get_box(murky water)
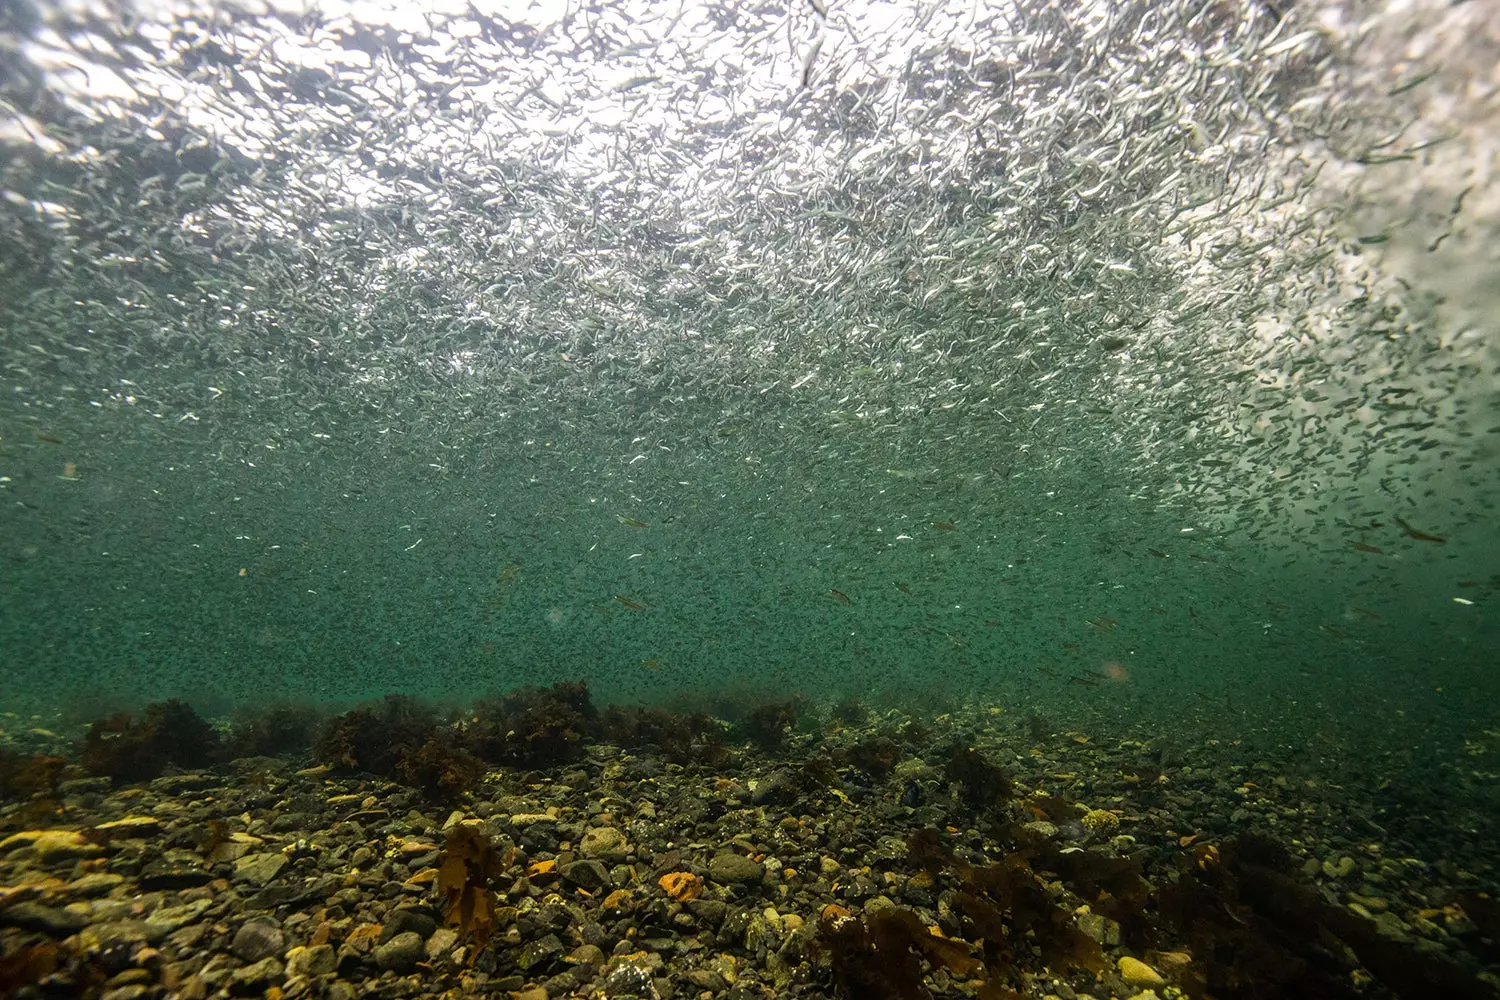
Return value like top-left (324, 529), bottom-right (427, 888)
top-left (1, 0), bottom-right (1496, 740)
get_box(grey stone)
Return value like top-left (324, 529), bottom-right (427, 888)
top-left (231, 920), bottom-right (286, 963)
top-left (374, 931), bottom-right (424, 973)
top-left (286, 943), bottom-right (337, 978)
top-left (750, 768), bottom-right (799, 806)
top-left (561, 859), bottom-right (610, 891)
top-left (137, 850), bottom-right (214, 890)
top-left (514, 933), bottom-right (564, 971)
top-left (1076, 911), bottom-right (1121, 946)
top-left (424, 928), bottom-right (459, 959)
top-left (244, 874), bottom-right (340, 911)
top-left (65, 872), bottom-right (126, 898)
top-left (579, 825), bottom-right (630, 861)
top-left (685, 899), bottom-right (729, 926)
top-left (234, 852), bottom-right (289, 887)
top-left (78, 919), bottom-right (153, 951)
top-left (602, 962), bottom-right (654, 998)
top-left (380, 907), bottom-right (437, 943)
top-left (144, 898), bottom-right (213, 938)
top-left (566, 943), bottom-right (606, 967)
top-left (0, 901), bottom-right (89, 934)
top-left (229, 956), bottom-right (284, 992)
top-left (708, 853), bottom-right (764, 884)
top-left (100, 987), bottom-right (149, 1000)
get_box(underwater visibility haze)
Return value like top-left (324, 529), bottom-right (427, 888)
top-left (5, 2), bottom-right (1500, 1000)
top-left (0, 0), bottom-right (1497, 736)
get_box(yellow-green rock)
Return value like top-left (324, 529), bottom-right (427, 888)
top-left (1119, 955), bottom-right (1166, 986)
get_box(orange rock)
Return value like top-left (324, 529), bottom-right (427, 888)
top-left (346, 922), bottom-right (382, 943)
top-left (602, 889), bottom-right (635, 912)
top-left (658, 871), bottom-right (703, 901)
top-left (820, 903), bottom-right (853, 927)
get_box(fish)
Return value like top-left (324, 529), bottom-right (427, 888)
top-left (1147, 548), bottom-right (1169, 558)
top-left (1351, 542), bottom-right (1384, 554)
top-left (1085, 616), bottom-right (1117, 632)
top-left (614, 596), bottom-right (647, 611)
top-left (1393, 516), bottom-right (1446, 543)
top-left (932, 521), bottom-right (957, 531)
top-left (830, 589), bottom-right (851, 605)
top-left (615, 515), bottom-right (648, 528)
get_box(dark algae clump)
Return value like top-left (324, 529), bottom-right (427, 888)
top-left (76, 700), bottom-right (221, 783)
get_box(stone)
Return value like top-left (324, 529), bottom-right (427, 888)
top-left (0, 901), bottom-right (89, 934)
top-left (424, 927), bottom-right (458, 959)
top-left (562, 859), bottom-right (611, 891)
top-left (709, 853), bottom-right (764, 884)
top-left (374, 930), bottom-right (424, 973)
top-left (234, 852), bottom-right (289, 887)
top-left (100, 987), bottom-right (149, 1000)
top-left (144, 898), bottom-right (213, 938)
top-left (566, 943), bottom-right (606, 967)
top-left (0, 829), bottom-right (104, 862)
top-left (749, 769), bottom-right (799, 806)
top-left (229, 956), bottom-right (284, 992)
top-left (65, 872), bottom-right (126, 898)
top-left (1076, 911), bottom-right (1121, 946)
top-left (380, 907), bottom-right (437, 942)
top-left (579, 826), bottom-right (630, 861)
top-left (93, 816), bottom-right (161, 838)
top-left (285, 943), bottom-right (337, 978)
top-left (138, 850), bottom-right (214, 890)
top-left (1322, 855), bottom-right (1357, 879)
top-left (78, 920), bottom-right (152, 951)
top-left (515, 933), bottom-right (564, 971)
top-left (244, 874), bottom-right (340, 911)
top-left (1118, 956), bottom-right (1165, 987)
top-left (231, 920), bottom-right (285, 963)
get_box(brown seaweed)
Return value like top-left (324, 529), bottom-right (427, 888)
top-left (77, 700), bottom-right (221, 783)
top-left (818, 904), bottom-right (981, 1000)
top-left (436, 822), bottom-right (510, 962)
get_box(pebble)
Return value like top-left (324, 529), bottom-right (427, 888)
top-left (709, 853), bottom-right (765, 884)
top-left (66, 872), bottom-right (126, 898)
top-left (285, 943), bottom-right (337, 978)
top-left (0, 901), bottom-right (89, 934)
top-left (93, 815), bottom-right (162, 837)
top-left (1118, 956), bottom-right (1165, 986)
top-left (380, 907), bottom-right (437, 942)
top-left (1322, 855), bottom-right (1357, 879)
top-left (425, 928), bottom-right (459, 959)
top-left (579, 825), bottom-right (630, 861)
top-left (234, 852), bottom-right (289, 887)
top-left (231, 920), bottom-right (285, 963)
top-left (374, 931), bottom-right (425, 973)
top-left (229, 956), bottom-right (284, 991)
top-left (0, 828), bottom-right (104, 861)
top-left (562, 858), bottom-right (611, 890)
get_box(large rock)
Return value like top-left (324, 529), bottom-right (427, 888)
top-left (234, 852), bottom-right (289, 887)
top-left (709, 853), bottom-right (764, 884)
top-left (231, 920), bottom-right (285, 963)
top-left (380, 908), bottom-right (436, 943)
top-left (374, 931), bottom-right (424, 973)
top-left (229, 956), bottom-right (284, 992)
top-left (285, 943), bottom-right (337, 978)
top-left (579, 826), bottom-right (630, 862)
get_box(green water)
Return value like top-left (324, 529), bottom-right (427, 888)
top-left (0, 0), bottom-right (1496, 749)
